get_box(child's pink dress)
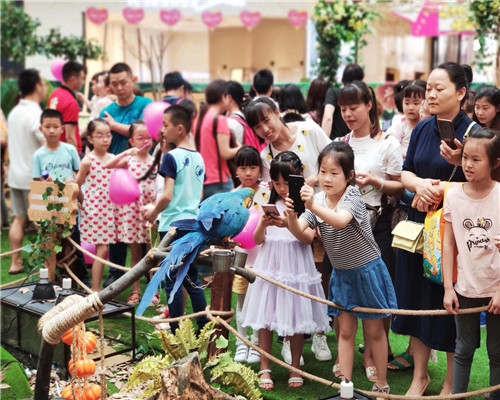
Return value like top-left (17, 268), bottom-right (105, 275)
top-left (115, 156), bottom-right (157, 244)
top-left (81, 155), bottom-right (116, 244)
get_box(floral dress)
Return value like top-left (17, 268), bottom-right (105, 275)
top-left (115, 156), bottom-right (157, 244)
top-left (81, 155), bottom-right (116, 244)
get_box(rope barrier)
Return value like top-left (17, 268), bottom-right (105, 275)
top-left (0, 246), bottom-right (26, 258)
top-left (205, 306), bottom-right (500, 400)
top-left (67, 237), bottom-right (131, 272)
top-left (39, 244), bottom-right (499, 399)
top-left (250, 269), bottom-right (489, 316)
top-left (0, 272), bottom-right (40, 289)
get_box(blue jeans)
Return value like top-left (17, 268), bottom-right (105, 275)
top-left (159, 230), bottom-right (208, 332)
top-left (453, 293), bottom-right (500, 400)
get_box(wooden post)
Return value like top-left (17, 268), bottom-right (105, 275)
top-left (208, 249), bottom-right (247, 357)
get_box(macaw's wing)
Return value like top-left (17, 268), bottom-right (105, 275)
top-left (212, 206), bottom-right (250, 238)
top-left (136, 232), bottom-right (208, 316)
top-left (198, 193), bottom-right (230, 231)
top-left (170, 219), bottom-right (200, 233)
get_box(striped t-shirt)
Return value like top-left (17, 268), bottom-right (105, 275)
top-left (301, 186), bottom-right (380, 270)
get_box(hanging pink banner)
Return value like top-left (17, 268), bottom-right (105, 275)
top-left (412, 2), bottom-right (439, 37)
top-left (123, 7), bottom-right (144, 25)
top-left (86, 7), bottom-right (108, 25)
top-left (160, 9), bottom-right (181, 27)
top-left (288, 10), bottom-right (308, 29)
top-left (240, 11), bottom-right (261, 30)
top-left (202, 11), bottom-right (223, 29)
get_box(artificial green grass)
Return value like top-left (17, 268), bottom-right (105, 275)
top-left (0, 347), bottom-right (33, 400)
top-left (0, 228), bottom-right (491, 399)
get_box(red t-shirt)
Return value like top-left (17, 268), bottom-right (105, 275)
top-left (48, 86), bottom-right (82, 153)
top-left (197, 110), bottom-right (231, 185)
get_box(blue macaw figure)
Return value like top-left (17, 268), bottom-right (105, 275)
top-left (136, 188), bottom-right (254, 316)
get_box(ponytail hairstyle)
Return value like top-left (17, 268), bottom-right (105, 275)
top-left (269, 151), bottom-right (303, 204)
top-left (279, 84), bottom-right (307, 123)
top-left (436, 62), bottom-right (472, 107)
top-left (338, 81), bottom-right (380, 137)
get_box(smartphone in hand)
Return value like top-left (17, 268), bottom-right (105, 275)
top-left (288, 174), bottom-right (305, 214)
top-left (262, 204), bottom-right (280, 218)
top-left (437, 118), bottom-right (457, 150)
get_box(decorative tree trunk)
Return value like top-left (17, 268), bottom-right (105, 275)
top-left (158, 353), bottom-right (234, 400)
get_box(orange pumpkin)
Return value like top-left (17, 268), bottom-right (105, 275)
top-left (62, 329), bottom-right (79, 346)
top-left (83, 331), bottom-right (98, 353)
top-left (82, 384), bottom-right (101, 400)
top-left (61, 385), bottom-right (82, 400)
top-left (68, 358), bottom-right (96, 378)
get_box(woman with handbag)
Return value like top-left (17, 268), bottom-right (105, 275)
top-left (337, 81), bottom-right (404, 382)
top-left (391, 62), bottom-right (478, 396)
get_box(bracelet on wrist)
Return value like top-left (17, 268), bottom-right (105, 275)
top-left (378, 178), bottom-right (385, 192)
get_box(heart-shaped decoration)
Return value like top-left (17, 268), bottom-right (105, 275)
top-left (123, 7), bottom-right (144, 25)
top-left (240, 11), bottom-right (261, 30)
top-left (87, 7), bottom-right (108, 25)
top-left (288, 9), bottom-right (308, 29)
top-left (202, 11), bottom-right (223, 29)
top-left (160, 9), bottom-right (181, 26)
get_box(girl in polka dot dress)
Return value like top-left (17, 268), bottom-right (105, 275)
top-left (106, 121), bottom-right (158, 305)
top-left (76, 119), bottom-right (115, 291)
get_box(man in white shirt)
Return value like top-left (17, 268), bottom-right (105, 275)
top-left (7, 69), bottom-right (47, 274)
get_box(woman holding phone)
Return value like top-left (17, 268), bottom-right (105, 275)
top-left (392, 62), bottom-right (478, 396)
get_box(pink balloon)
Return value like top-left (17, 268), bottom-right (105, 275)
top-left (109, 168), bottom-right (141, 206)
top-left (51, 59), bottom-right (66, 82)
top-left (144, 101), bottom-right (169, 141)
top-left (81, 241), bottom-right (97, 265)
top-left (233, 209), bottom-right (261, 250)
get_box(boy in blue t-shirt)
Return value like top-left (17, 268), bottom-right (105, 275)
top-left (31, 109), bottom-right (89, 285)
top-left (145, 104), bottom-right (207, 332)
top-left (32, 109), bottom-right (80, 181)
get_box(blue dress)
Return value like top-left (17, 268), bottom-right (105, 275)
top-left (391, 111), bottom-right (475, 352)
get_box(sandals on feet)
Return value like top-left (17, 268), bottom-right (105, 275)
top-left (258, 369), bottom-right (274, 391)
top-left (372, 383), bottom-right (390, 400)
top-left (332, 363), bottom-right (341, 378)
top-left (365, 366), bottom-right (378, 382)
top-left (127, 291), bottom-right (141, 306)
top-left (388, 352), bottom-right (414, 371)
top-left (150, 292), bottom-right (161, 307)
top-left (288, 377), bottom-right (304, 389)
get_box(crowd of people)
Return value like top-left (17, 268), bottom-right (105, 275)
top-left (2, 60), bottom-right (500, 398)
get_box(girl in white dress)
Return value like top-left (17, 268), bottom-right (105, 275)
top-left (241, 151), bottom-right (330, 390)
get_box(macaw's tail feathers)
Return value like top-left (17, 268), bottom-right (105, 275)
top-left (166, 233), bottom-right (207, 304)
top-left (136, 232), bottom-right (208, 316)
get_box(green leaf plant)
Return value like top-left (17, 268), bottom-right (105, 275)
top-left (126, 319), bottom-right (262, 400)
top-left (27, 180), bottom-right (74, 272)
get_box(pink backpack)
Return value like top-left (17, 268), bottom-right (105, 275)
top-left (229, 114), bottom-right (267, 152)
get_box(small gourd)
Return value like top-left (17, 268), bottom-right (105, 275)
top-left (61, 385), bottom-right (81, 400)
top-left (83, 331), bottom-right (98, 353)
top-left (61, 329), bottom-right (79, 346)
top-left (82, 384), bottom-right (102, 400)
top-left (68, 358), bottom-right (96, 378)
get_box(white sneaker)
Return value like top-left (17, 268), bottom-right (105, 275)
top-left (281, 340), bottom-right (304, 366)
top-left (311, 334), bottom-right (332, 361)
top-left (246, 347), bottom-right (261, 364)
top-left (234, 344), bottom-right (249, 363)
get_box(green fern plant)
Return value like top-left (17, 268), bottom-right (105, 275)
top-left (125, 319), bottom-right (262, 400)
